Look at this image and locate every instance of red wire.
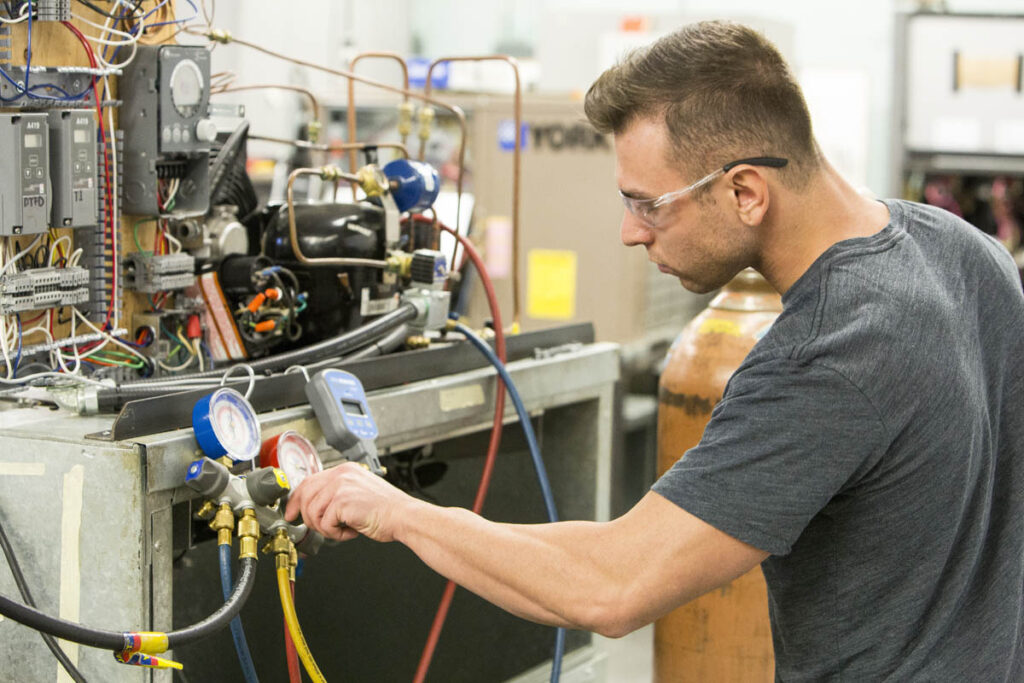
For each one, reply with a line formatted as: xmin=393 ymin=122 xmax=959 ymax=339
xmin=411 ymin=218 xmax=507 ymax=683
xmin=62 ymin=22 xmax=117 ymax=331
xmin=284 ymin=581 xmax=301 ymax=683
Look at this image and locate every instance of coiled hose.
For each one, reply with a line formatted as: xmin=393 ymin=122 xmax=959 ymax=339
xmin=0 ymin=557 xmax=258 ymax=652
xmin=219 ymin=544 xmax=259 ymax=683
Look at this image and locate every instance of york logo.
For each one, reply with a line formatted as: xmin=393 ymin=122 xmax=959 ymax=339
xmin=532 ymin=123 xmax=608 ymax=152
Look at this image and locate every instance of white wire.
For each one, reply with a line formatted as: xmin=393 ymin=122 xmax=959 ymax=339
xmin=220 ymin=363 xmax=256 ymax=399
xmin=93 ymin=0 xmax=145 ymax=70
xmin=164 ymin=178 xmax=181 ymax=206
xmin=157 ymin=354 xmax=195 ymax=373
xmin=68 ymin=248 xmax=83 ymax=267
xmin=0 ymin=4 xmax=28 ymax=24
xmin=164 ymin=229 xmax=182 ymax=254
xmin=1 ymin=235 xmax=44 ymax=276
xmin=48 ymin=235 xmax=72 ymax=266
xmin=193 ymin=338 xmax=204 ymax=372
xmin=68 ymin=13 xmax=139 ymax=45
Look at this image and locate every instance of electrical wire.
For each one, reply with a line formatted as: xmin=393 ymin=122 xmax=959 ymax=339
xmin=219 ymin=544 xmax=259 ymax=683
xmin=456 ymin=322 xmax=565 ymax=683
xmin=412 ymin=220 xmax=507 ymax=683
xmin=0 ymin=512 xmax=88 ymax=682
xmin=277 ymin=567 xmax=325 ymax=683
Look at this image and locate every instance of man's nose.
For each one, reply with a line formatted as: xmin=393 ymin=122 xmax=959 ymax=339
xmin=620 ymin=212 xmax=654 ymax=247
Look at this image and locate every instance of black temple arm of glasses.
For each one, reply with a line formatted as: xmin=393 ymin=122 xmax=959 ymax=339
xmin=722 ymin=157 xmax=789 ymax=173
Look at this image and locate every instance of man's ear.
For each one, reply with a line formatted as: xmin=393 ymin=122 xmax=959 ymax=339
xmin=728 ymin=168 xmax=770 ymax=227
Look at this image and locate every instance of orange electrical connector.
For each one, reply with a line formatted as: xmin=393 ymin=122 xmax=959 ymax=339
xmin=254 ymin=320 xmax=276 ymax=333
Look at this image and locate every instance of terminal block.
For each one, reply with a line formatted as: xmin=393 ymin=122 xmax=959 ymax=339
xmin=0 ymin=266 xmax=90 ymax=314
xmin=124 ymin=253 xmax=196 ymax=293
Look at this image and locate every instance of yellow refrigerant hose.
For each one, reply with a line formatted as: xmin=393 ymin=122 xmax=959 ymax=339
xmin=277 ymin=566 xmax=326 ymax=683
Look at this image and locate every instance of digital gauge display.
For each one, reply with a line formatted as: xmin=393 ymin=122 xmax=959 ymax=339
xmin=259 ymin=431 xmax=323 ymax=489
xmin=191 ymin=388 xmax=261 ymax=462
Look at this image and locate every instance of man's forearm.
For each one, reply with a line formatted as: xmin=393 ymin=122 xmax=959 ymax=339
xmin=395 ymin=498 xmax=628 ymax=634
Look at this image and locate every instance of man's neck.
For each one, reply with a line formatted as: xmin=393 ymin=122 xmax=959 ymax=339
xmin=756 ymin=162 xmax=891 ymax=295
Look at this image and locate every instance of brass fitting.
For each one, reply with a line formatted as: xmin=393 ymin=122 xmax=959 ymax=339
xmin=405 ymin=335 xmax=430 ymax=350
xmin=319 ymin=165 xmax=345 ymax=182
xmin=445 ymin=318 xmax=459 ymax=333
xmin=195 ymin=501 xmax=216 ymax=521
xmin=386 ymin=251 xmax=413 ymax=277
xmin=355 ymin=165 xmax=387 ymax=197
xmin=205 ymin=28 xmax=233 ymax=44
xmin=397 ymin=102 xmax=414 ymax=138
xmin=237 ymin=509 xmax=260 ymax=560
xmin=264 ymin=529 xmax=292 ymax=571
xmin=418 ymin=106 xmax=435 ymax=142
xmin=288 ymin=545 xmax=298 ymax=582
xmin=209 ymin=503 xmax=235 ymax=547
xmin=307 ymin=120 xmax=322 ymax=144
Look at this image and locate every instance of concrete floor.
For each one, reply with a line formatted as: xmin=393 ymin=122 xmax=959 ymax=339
xmin=595 ymin=624 xmax=654 ymax=682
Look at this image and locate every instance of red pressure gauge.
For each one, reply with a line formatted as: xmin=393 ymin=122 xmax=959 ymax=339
xmin=259 ymin=430 xmax=323 ymax=489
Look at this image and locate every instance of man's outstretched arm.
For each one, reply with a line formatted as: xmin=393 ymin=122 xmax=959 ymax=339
xmin=284 ymin=462 xmax=768 ymax=638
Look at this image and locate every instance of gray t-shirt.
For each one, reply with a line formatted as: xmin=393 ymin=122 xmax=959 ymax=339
xmin=653 ymin=199 xmax=1024 ymax=681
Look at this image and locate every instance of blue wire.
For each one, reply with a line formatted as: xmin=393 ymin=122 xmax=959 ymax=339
xmin=0 ymin=0 xmax=90 ymax=102
xmin=219 ymin=543 xmax=260 ymax=683
xmin=13 ymin=314 xmax=22 ymax=376
xmin=24 ymin=0 xmax=30 ymax=93
xmin=200 ymin=340 xmax=214 ymax=369
xmin=455 ymin=322 xmax=565 ymax=683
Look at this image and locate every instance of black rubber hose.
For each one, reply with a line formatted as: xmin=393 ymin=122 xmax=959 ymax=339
xmin=0 ymin=518 xmax=88 ymax=682
xmin=0 ymin=558 xmax=258 ymax=652
xmin=308 ymin=322 xmax=410 ymax=366
xmin=118 ymin=302 xmax=418 ymax=388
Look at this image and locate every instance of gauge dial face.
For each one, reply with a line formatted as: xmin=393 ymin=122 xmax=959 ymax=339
xmin=274 ymin=432 xmax=322 ymax=489
xmin=169 ymin=59 xmax=204 ymax=118
xmin=209 ymin=389 xmax=260 ymax=461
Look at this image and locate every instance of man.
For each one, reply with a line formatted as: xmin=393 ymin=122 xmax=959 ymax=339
xmin=287 ymin=21 xmax=1024 ymax=680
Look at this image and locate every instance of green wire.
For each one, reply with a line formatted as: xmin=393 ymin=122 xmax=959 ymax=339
xmin=133 ymin=217 xmax=158 ymax=255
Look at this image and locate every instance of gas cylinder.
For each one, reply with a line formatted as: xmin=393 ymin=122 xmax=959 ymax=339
xmin=655 ymin=268 xmax=783 ymax=682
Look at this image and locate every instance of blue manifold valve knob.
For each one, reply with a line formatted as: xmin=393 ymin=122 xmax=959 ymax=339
xmin=383 ymin=158 xmax=440 ymax=213
xmin=191 ymin=387 xmax=262 ymax=463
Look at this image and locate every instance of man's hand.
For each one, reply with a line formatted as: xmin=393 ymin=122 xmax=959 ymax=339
xmin=284 ymin=462 xmax=417 ymax=542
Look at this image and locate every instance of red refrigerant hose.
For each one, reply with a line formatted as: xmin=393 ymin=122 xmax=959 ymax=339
xmin=411 ymin=219 xmax=507 ymax=683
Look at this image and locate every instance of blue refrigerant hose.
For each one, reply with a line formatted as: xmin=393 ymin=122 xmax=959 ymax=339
xmin=454 ymin=322 xmax=566 ymax=683
xmin=218 ymin=544 xmax=260 ymax=683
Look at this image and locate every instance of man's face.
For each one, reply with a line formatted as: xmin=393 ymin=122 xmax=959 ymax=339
xmin=614 ymin=117 xmax=754 ymax=293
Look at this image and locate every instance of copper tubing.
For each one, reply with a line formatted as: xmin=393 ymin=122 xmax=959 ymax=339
xmin=286 ymin=168 xmax=390 ymax=269
xmin=249 ymin=134 xmax=410 ymax=158
xmin=347 ymin=52 xmax=411 ymax=177
xmin=424 ymin=55 xmax=523 ymax=329
xmin=213 ymin=85 xmax=325 ymax=163
xmin=191 ymin=29 xmax=468 ymax=271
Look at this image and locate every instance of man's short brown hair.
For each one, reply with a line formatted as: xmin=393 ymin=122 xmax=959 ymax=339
xmin=584 ymin=21 xmax=819 ymax=187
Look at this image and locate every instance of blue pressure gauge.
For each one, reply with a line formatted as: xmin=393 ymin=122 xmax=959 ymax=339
xmin=191 ymin=388 xmax=262 ymax=463
xmin=304 ymin=369 xmax=384 ymax=474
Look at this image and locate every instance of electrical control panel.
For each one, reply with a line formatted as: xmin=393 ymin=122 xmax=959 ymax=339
xmin=0 ymin=113 xmax=50 ymax=235
xmin=121 ymin=44 xmax=213 ymax=215
xmin=47 ymin=109 xmax=97 ymax=228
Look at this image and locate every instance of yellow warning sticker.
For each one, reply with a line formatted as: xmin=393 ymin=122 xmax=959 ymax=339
xmin=527 ymin=249 xmax=577 ymax=320
xmin=698 ymin=319 xmax=742 ymax=337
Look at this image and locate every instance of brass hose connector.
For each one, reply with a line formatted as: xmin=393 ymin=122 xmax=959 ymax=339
xmin=418 ymin=106 xmax=435 ymax=142
xmin=398 ymin=101 xmax=415 ymax=138
xmin=263 ymin=528 xmax=292 ymax=571
xmin=319 ymin=165 xmax=346 ymax=182
xmin=210 ymin=503 xmax=235 ymax=547
xmin=288 ymin=545 xmax=298 ymax=583
xmin=237 ymin=509 xmax=260 ymax=560
xmin=195 ymin=501 xmax=216 ymax=521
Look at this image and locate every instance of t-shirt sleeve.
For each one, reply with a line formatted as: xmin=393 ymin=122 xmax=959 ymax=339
xmin=651 ymin=358 xmax=887 ymax=556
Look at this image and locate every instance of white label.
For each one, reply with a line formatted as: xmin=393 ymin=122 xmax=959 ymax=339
xmin=439 ymin=384 xmax=486 ymax=412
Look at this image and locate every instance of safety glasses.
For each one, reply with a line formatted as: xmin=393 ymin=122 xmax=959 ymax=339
xmin=619 ymin=156 xmax=788 ymax=228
